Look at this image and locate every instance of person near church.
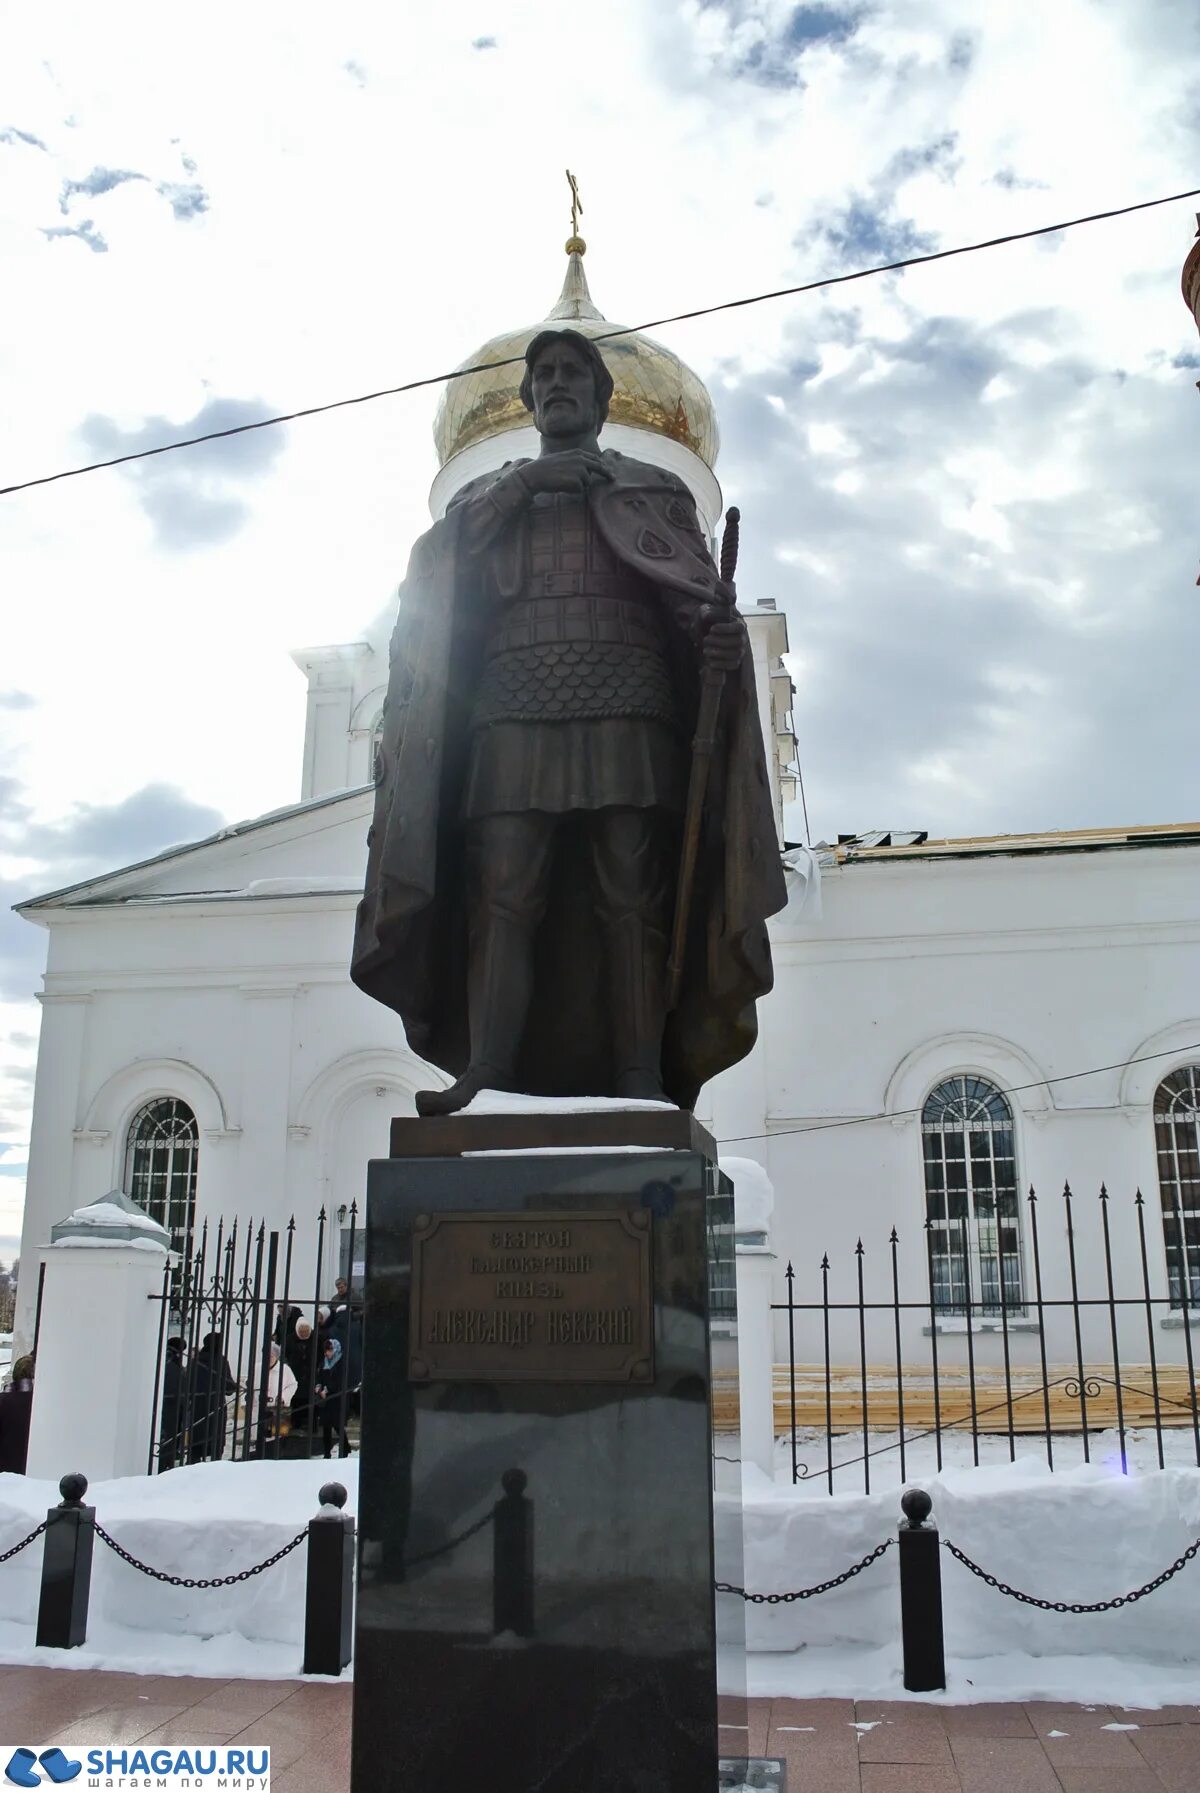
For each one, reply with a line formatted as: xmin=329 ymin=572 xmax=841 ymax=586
xmin=352 ymin=327 xmax=785 ymax=1116
xmin=158 ymin=1334 xmax=190 ymax=1472
xmin=0 ymin=1355 xmax=35 ymax=1475
xmin=188 ymin=1331 xmax=237 ymax=1464
xmin=314 ymin=1334 xmax=351 ymax=1459
xmin=247 ymin=1341 xmax=298 ymax=1452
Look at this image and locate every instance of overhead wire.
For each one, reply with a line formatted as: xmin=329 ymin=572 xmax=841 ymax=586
xmin=716 ymin=1041 xmax=1200 ymax=1147
xmin=2 ymin=182 xmax=1198 ymax=500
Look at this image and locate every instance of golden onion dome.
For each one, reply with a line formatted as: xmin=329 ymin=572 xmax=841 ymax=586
xmin=432 ymin=246 xmax=720 ymax=471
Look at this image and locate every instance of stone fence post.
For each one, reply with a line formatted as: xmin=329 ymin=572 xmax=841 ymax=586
xmin=25 ymin=1191 xmax=169 ymax=1482
xmin=734 ymin=1243 xmax=778 ymax=1477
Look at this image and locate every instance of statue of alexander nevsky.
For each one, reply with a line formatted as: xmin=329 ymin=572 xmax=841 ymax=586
xmin=351 ymin=326 xmax=787 ymax=1115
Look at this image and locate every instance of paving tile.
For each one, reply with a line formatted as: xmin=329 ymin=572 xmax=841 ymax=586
xmin=775 ymin=1760 xmax=861 ymax=1793
xmin=1023 ymin=1701 xmax=1117 ymax=1732
xmin=768 ymin=1728 xmax=861 ymax=1786
xmin=857 ymin=1720 xmax=955 ymax=1764
xmin=746 ymin=1696 xmax=772 ymax=1755
xmin=260 ymin=1727 xmax=349 ymax=1793
xmin=119 ymin=1675 xmax=236 ymax=1705
xmin=279 ymin=1681 xmax=351 ymax=1706
xmin=1115 ymin=1704 xmax=1200 ymax=1727
xmin=135 ymin=1717 xmax=243 ymax=1746
xmin=856 ymin=1700 xmax=948 ymax=1731
xmin=940 ymin=1704 xmax=1037 ymax=1738
xmin=1129 ymin=1725 xmax=1200 ymax=1791
xmin=227 ymin=1711 xmax=346 ymax=1768
xmin=860 ymin=1766 xmax=963 ymax=1793
xmin=1041 ymin=1728 xmax=1146 ymax=1769
xmin=187 ymin=1679 xmax=296 ymax=1718
xmin=50 ymin=1704 xmax=199 ymax=1744
xmin=1054 ymin=1770 xmax=1168 ymax=1793
xmin=949 ymin=1736 xmax=1060 ymax=1793
xmin=770 ymin=1696 xmax=857 ymax=1730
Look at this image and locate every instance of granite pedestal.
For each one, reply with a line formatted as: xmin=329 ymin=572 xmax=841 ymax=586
xmin=351 ymin=1111 xmax=743 ymax=1793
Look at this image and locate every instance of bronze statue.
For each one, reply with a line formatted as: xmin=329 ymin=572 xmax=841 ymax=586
xmin=351 ymin=327 xmax=786 ymax=1114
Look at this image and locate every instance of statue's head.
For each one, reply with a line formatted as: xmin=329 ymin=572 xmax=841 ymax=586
xmin=520 ymin=328 xmax=614 ymax=439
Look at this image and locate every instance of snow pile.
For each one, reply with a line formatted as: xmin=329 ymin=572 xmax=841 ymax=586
xmin=719 ymin=1156 xmax=774 ymax=1235
xmin=56 ymin=1202 xmax=165 ymax=1233
xmin=735 ymin=1447 xmax=1200 ymax=1706
xmin=0 ymin=1460 xmax=353 ymax=1680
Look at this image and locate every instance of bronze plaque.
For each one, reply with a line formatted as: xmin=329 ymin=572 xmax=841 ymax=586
xmin=408 ymin=1208 xmax=654 ymax=1384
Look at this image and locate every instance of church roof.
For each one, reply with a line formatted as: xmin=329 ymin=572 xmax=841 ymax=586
xmin=819 ymin=821 xmax=1200 ymax=866
xmin=432 ymin=243 xmax=720 ymax=472
xmin=16 ymin=785 xmax=372 ymax=916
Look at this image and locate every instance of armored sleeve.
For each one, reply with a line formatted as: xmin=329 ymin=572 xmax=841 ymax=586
xmin=446 ymin=464 xmax=531 ymax=554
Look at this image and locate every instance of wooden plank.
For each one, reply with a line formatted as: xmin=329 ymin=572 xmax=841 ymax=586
xmin=711 ymin=1364 xmax=1199 ymax=1436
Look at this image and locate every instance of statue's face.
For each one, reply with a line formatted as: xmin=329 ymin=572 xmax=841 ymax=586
xmin=529 ymin=341 xmax=600 ymax=438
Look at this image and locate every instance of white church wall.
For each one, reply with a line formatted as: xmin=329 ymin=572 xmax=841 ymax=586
xmin=702 ymin=839 xmax=1200 ymax=1377
xmin=13 ymin=884 xmax=440 ymax=1355
xmin=15 ymin=795 xmax=1200 ymax=1399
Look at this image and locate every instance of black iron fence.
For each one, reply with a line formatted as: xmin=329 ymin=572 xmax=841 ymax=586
xmin=147 ymin=1205 xmax=361 ymax=1473
xmin=771 ymin=1182 xmax=1200 ymax=1492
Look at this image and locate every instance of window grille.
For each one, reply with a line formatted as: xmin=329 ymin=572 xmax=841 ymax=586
xmin=922 ymin=1076 xmax=1023 ymax=1315
xmin=1155 ymin=1066 xmax=1200 ymax=1308
xmin=124 ymin=1097 xmax=199 ymax=1260
xmin=707 ymin=1184 xmax=737 ymax=1323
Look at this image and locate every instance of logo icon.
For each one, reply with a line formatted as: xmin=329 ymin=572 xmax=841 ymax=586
xmin=5 ymin=1752 xmax=82 ymax=1788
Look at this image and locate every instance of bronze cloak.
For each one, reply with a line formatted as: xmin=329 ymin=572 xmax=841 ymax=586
xmin=350 ymin=449 xmax=788 ymax=1110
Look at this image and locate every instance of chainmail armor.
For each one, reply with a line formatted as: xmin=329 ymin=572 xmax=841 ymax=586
xmin=471 ymin=490 xmax=681 ymax=731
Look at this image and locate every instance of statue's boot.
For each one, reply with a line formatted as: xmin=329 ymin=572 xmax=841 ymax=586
xmin=415 ymin=910 xmax=533 ymax=1117
xmin=606 ymin=910 xmax=670 ymax=1103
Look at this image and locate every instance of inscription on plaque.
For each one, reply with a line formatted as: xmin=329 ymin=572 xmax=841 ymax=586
xmin=408 ymin=1208 xmax=654 ymax=1384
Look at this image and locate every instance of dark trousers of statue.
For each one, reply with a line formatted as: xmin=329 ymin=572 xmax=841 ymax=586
xmin=466 ymin=807 xmax=672 ymax=1096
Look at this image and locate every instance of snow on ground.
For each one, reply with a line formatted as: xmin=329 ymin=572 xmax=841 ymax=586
xmin=0 ymin=1460 xmax=355 ymax=1680
xmin=770 ymin=1422 xmax=1200 ymax=1495
xmin=734 ymin=1426 xmax=1200 ymax=1707
xmin=5 ymin=1440 xmax=1200 ymax=1705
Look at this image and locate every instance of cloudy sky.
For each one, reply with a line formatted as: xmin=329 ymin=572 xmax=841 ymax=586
xmin=1 ymin=0 xmax=1198 ymax=1258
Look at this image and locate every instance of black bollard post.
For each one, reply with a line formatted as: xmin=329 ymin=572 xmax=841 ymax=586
xmin=36 ymin=1474 xmax=95 ymax=1649
xmin=303 ymin=1481 xmax=355 ymax=1676
xmin=492 ymin=1467 xmax=533 ymax=1638
xmin=899 ymin=1488 xmax=946 ymax=1693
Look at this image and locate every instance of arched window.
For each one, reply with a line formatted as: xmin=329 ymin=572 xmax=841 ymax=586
xmin=369 ymin=712 xmax=385 ymax=785
xmin=1155 ymin=1066 xmax=1200 ymax=1308
xmin=124 ymin=1098 xmax=199 ymax=1259
xmin=922 ymin=1076 xmax=1023 ymax=1315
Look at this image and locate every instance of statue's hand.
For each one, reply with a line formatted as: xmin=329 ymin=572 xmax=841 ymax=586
xmin=698 ymin=604 xmax=747 ymax=671
xmin=514 ymin=451 xmax=612 ymax=497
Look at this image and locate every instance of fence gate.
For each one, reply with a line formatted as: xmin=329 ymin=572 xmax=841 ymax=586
xmin=147 ymin=1208 xmax=361 ymax=1472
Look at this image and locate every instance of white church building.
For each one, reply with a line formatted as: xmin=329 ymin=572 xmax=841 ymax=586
xmin=13 ymin=247 xmax=1200 ymax=1382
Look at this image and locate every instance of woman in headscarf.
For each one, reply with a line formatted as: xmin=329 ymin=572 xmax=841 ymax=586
xmin=315 ymin=1334 xmax=351 ymax=1459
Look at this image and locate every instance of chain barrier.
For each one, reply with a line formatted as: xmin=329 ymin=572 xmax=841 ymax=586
xmin=0 ymin=1521 xmax=47 ymax=1565
xmin=94 ymin=1522 xmax=307 ymax=1589
xmin=404 ymin=1509 xmax=495 ymax=1569
xmin=943 ymin=1535 xmax=1200 ymax=1613
xmin=717 ymin=1537 xmax=895 ymax=1604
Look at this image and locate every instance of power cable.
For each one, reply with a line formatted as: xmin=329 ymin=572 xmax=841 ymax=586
xmin=716 ymin=1041 xmax=1200 ymax=1147
xmin=3 ymin=182 xmax=1198 ymax=500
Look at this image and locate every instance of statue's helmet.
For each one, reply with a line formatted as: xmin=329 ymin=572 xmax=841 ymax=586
xmin=519 ymin=327 xmax=615 ymax=427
